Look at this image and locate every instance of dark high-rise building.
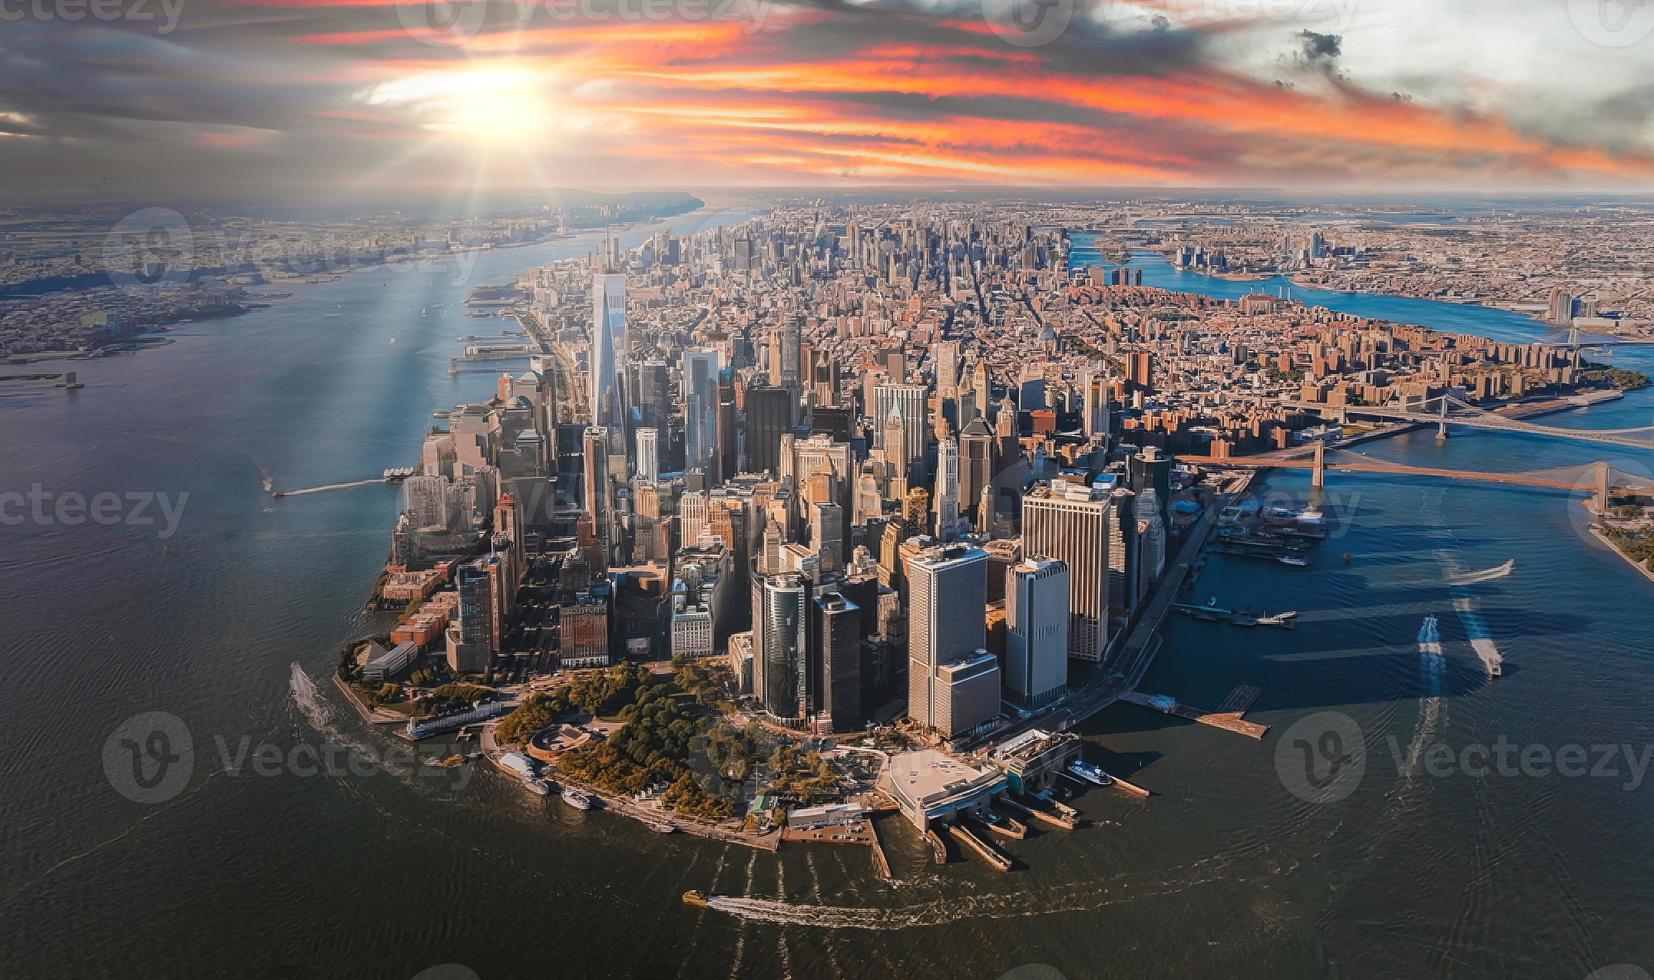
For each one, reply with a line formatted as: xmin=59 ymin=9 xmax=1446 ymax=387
xmin=746 ymin=386 xmax=794 ymax=475
xmin=959 ymin=416 xmax=993 ymax=521
xmin=814 ymin=592 xmax=863 ymax=731
xmin=1127 ymin=446 xmax=1172 ymax=527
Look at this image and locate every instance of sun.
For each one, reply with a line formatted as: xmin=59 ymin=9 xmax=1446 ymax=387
xmin=366 ymin=65 xmax=557 ymax=147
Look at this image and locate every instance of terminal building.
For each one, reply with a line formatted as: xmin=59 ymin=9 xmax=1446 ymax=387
xmin=879 ymin=748 xmax=1008 ymax=831
xmin=988 ymin=729 xmax=1083 ymax=797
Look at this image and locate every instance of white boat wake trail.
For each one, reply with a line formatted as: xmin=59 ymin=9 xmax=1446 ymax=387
xmin=1402 ymin=616 xmax=1446 ymax=782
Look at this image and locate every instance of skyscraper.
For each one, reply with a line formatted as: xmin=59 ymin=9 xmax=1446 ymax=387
xmin=1082 ymin=368 xmax=1111 ymax=441
xmin=959 ymin=416 xmax=993 ymax=523
xmin=932 ymin=437 xmax=960 ymax=539
xmin=873 ymin=383 xmax=927 ymax=472
xmin=635 ymin=426 xmax=659 ymax=484
xmin=590 ymin=272 xmax=629 ymax=461
xmin=745 ymin=386 xmax=794 ymax=475
xmin=682 ymin=348 xmax=720 ymax=478
xmin=1021 ymin=482 xmax=1113 ymax=662
xmin=813 ymin=591 xmax=862 ymax=731
xmin=1005 ymin=557 xmax=1070 ymax=707
xmin=905 ymin=543 xmax=989 ymax=732
xmin=752 ymin=573 xmax=808 ymax=719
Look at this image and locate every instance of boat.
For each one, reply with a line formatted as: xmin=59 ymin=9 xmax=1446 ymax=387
xmin=649 ymin=820 xmax=677 ymax=833
xmin=1256 ymin=611 xmax=1298 ymax=628
xmin=1343 ymin=552 xmax=1354 ymax=565
xmin=681 ymin=890 xmax=708 ymax=908
xmin=1277 ymin=555 xmax=1312 ymax=567
xmin=561 ymin=787 xmax=593 ymax=810
xmin=1067 ymin=760 xmax=1113 ymax=786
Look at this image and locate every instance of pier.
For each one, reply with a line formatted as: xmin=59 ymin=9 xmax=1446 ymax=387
xmin=999 ymin=795 xmax=1078 ymax=831
xmin=946 ymin=822 xmax=1013 ymax=872
xmin=924 ymin=828 xmax=950 ymax=864
xmin=1118 ymin=688 xmax=1269 ymax=739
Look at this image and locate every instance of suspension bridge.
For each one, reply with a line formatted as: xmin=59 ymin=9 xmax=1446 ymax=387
xmin=1184 ymin=444 xmax=1651 ymax=514
xmin=1285 ymin=394 xmax=1654 ymax=450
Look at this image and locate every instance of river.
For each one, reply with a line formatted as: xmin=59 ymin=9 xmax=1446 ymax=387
xmin=1 ymin=219 xmax=1650 ymax=979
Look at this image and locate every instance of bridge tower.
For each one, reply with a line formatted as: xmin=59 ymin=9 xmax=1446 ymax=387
xmin=1597 ymin=461 xmax=1612 ymax=516
xmin=1311 ymin=441 xmax=1326 ymax=489
xmin=1435 ymin=396 xmax=1450 ymax=440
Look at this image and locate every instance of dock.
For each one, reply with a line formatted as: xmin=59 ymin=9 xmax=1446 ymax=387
xmin=946 ymin=822 xmax=1013 ymax=872
xmin=924 ymin=827 xmax=950 ymax=864
xmin=1000 ymin=795 xmax=1078 ymax=831
xmin=1119 ymin=689 xmax=1269 ymax=739
xmin=979 ymin=812 xmax=1028 ymax=840
xmin=1102 ymin=771 xmax=1152 ymax=798
xmin=869 ymin=820 xmax=893 ymax=879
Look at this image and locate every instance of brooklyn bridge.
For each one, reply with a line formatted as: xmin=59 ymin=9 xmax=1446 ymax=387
xmin=1184 ymin=394 xmax=1654 ymax=513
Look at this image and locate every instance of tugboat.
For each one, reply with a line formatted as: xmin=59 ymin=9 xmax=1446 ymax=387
xmin=681 ymin=890 xmax=708 ymax=908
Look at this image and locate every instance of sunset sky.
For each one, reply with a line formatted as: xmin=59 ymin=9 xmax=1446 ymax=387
xmin=3 ymin=0 xmax=1653 ymax=203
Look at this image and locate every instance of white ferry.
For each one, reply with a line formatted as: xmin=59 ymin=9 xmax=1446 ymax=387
xmin=1067 ymin=760 xmax=1113 ymax=786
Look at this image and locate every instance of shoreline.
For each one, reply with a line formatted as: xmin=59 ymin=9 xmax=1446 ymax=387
xmin=479 ymin=720 xmax=782 ymax=851
xmin=1586 ymin=520 xmax=1654 ymax=585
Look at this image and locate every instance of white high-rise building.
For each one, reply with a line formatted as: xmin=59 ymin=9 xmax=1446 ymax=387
xmin=1005 ymin=557 xmax=1070 ymax=707
xmin=932 ymin=438 xmax=960 ymax=540
xmin=1022 ymin=482 xmax=1113 ymax=662
xmin=906 ymin=543 xmax=988 ymax=732
xmin=635 ymin=427 xmax=659 ymax=484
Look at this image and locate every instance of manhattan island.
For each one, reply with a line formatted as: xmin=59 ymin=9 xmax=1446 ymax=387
xmin=320 ymin=198 xmax=1654 ymax=882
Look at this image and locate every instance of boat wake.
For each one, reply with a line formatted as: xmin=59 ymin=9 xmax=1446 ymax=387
xmin=1401 ymin=616 xmax=1445 ymax=780
xmin=704 ymin=875 xmax=1233 ymax=931
xmin=1445 ymin=559 xmax=1515 ymax=586
xmin=289 ymin=662 xmax=344 ymax=739
xmin=1452 ymin=598 xmax=1505 ymax=678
